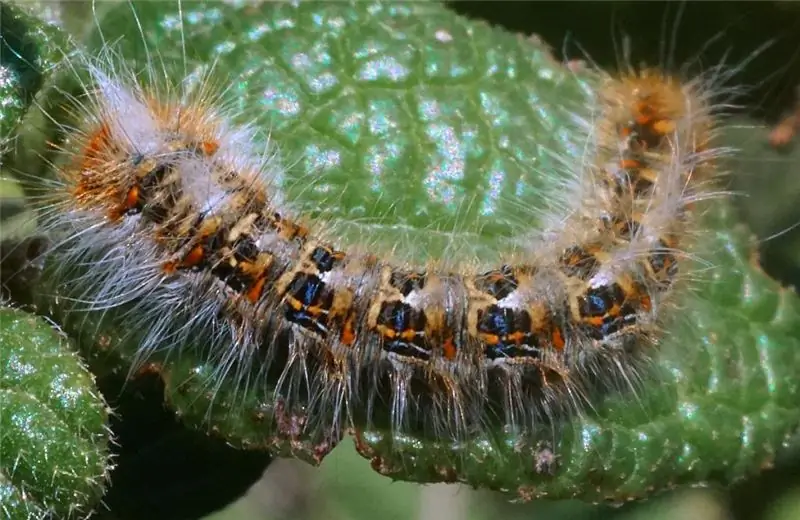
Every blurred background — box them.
[5,2,800,520]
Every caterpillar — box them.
[17,20,716,439]
[6,0,793,505]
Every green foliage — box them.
[0,306,111,519]
[0,2,68,150]
[1,0,799,515]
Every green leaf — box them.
[3,0,800,506]
[0,306,112,519]
[0,1,71,243]
[0,2,69,150]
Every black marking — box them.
[605,215,642,241]
[233,237,259,262]
[611,155,656,197]
[582,310,638,340]
[141,201,170,223]
[578,284,638,339]
[212,261,243,291]
[132,161,178,224]
[123,192,143,216]
[629,120,667,150]
[474,265,518,300]
[478,306,541,360]
[208,230,255,293]
[377,301,429,360]
[140,163,169,190]
[205,227,226,253]
[284,272,334,337]
[169,212,207,253]
[579,283,624,317]
[559,246,601,280]
[310,246,342,273]
[648,239,679,282]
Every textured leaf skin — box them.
[0,306,111,519]
[0,2,68,149]
[0,472,47,520]
[2,0,800,505]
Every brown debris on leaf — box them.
[770,85,800,148]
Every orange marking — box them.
[124,186,140,210]
[400,329,417,341]
[198,216,221,238]
[507,331,526,344]
[276,219,309,240]
[565,253,581,264]
[296,224,310,240]
[770,113,799,148]
[552,327,565,349]
[621,159,641,169]
[379,327,396,339]
[201,140,219,156]
[238,260,254,273]
[341,316,356,346]
[480,333,500,345]
[81,124,110,171]
[661,234,678,248]
[306,305,325,317]
[247,276,267,303]
[106,207,122,222]
[182,245,205,268]
[239,261,265,277]
[634,100,657,123]
[652,119,675,135]
[286,296,303,311]
[442,336,457,360]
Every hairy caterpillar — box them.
[18,17,716,438]
[5,0,796,506]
